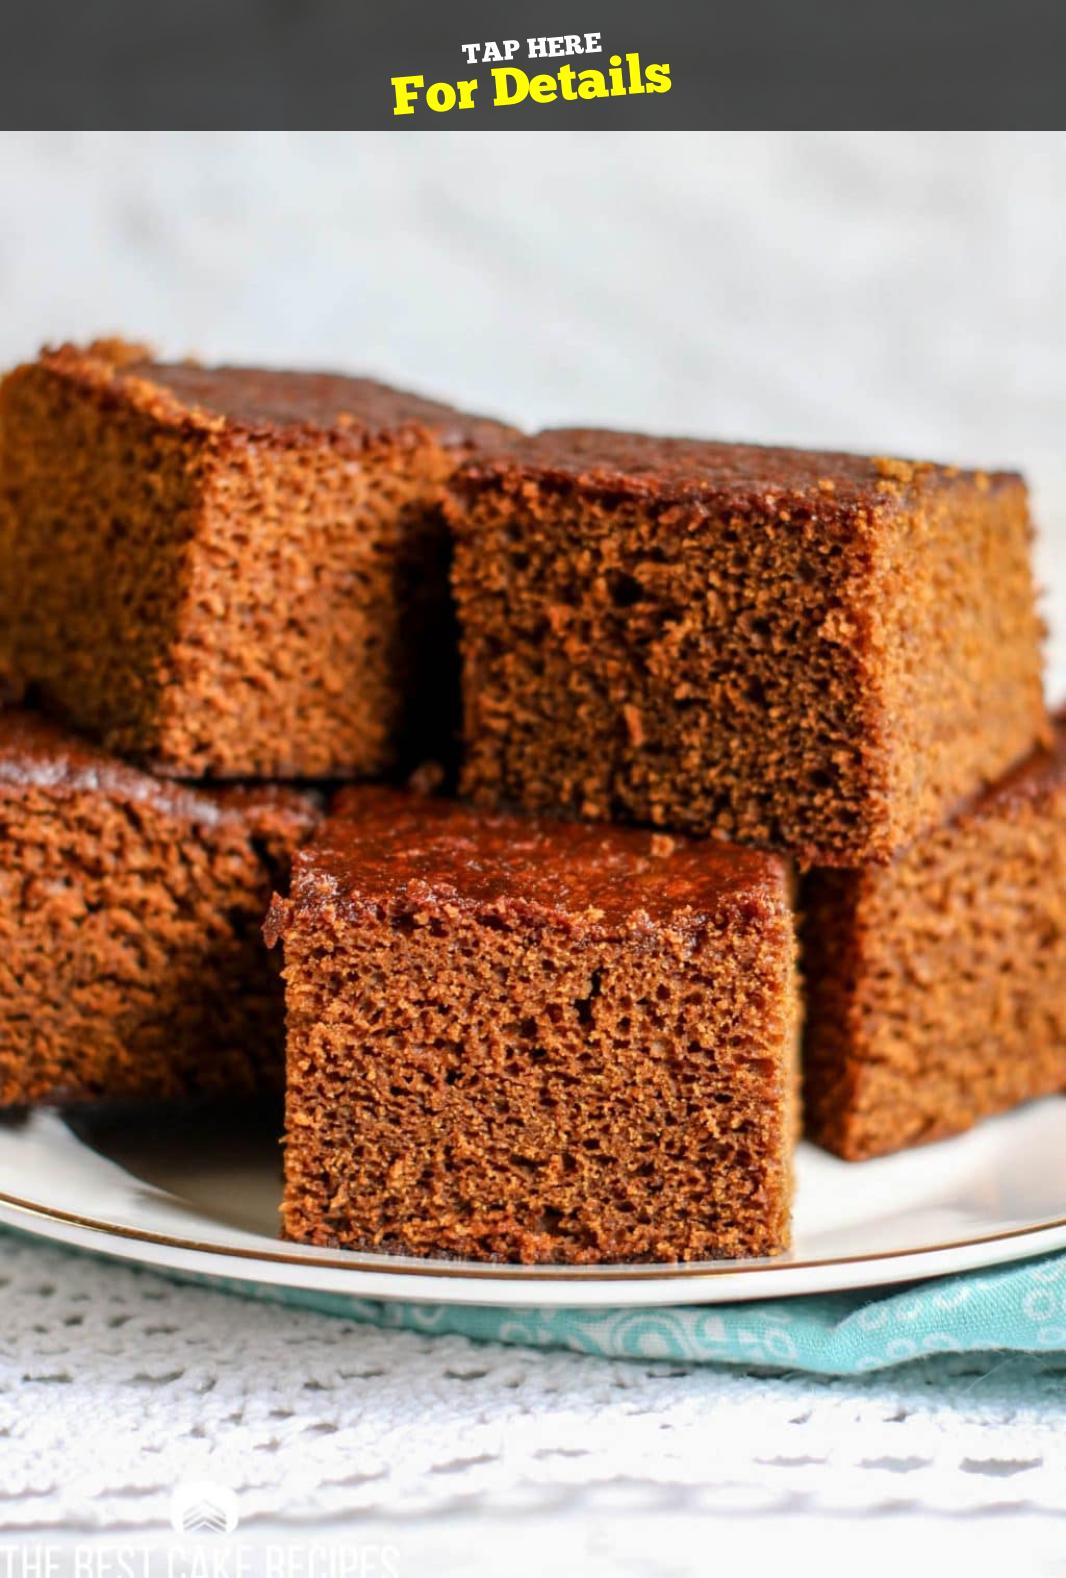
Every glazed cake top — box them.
[453,427,1022,514]
[0,709,317,831]
[271,785,790,938]
[28,341,510,451]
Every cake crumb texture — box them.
[268,788,798,1264]
[802,711,1066,1159]
[0,710,318,1106]
[449,429,1046,865]
[0,340,511,779]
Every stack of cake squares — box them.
[1,339,1060,1264]
[0,341,509,1105]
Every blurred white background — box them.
[2,130,1064,681]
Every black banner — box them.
[2,0,1064,130]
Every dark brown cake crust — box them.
[454,428,991,505]
[0,341,512,779]
[283,788,785,927]
[449,429,1046,866]
[802,709,1066,1160]
[127,358,507,451]
[267,788,798,1265]
[0,710,318,1106]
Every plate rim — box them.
[3,1182,1066,1303]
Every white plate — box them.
[0,1097,1064,1306]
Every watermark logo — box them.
[0,1484,402,1576]
[169,1480,240,1535]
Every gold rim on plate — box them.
[1,1185,1065,1283]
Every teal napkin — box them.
[180,1247,1066,1375]
[7,1222,1066,1375]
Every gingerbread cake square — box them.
[0,341,510,778]
[266,788,798,1264]
[0,710,318,1106]
[448,431,1046,865]
[803,709,1066,1160]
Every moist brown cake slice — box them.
[0,340,512,779]
[448,430,1046,866]
[0,710,318,1106]
[266,788,799,1265]
[803,708,1066,1160]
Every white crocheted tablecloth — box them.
[3,1230,1066,1555]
